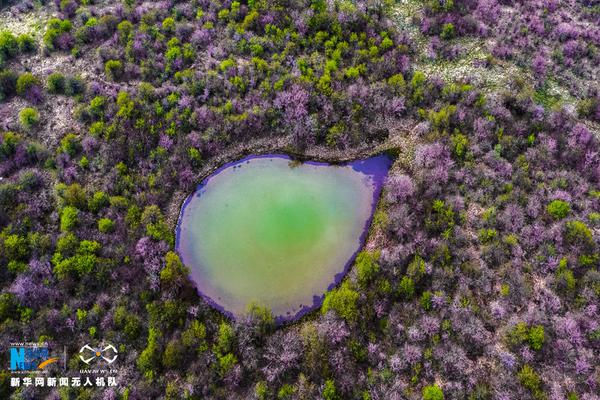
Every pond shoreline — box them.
[172,148,395,325]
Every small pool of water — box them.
[175,154,391,322]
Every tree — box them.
[47,72,66,94]
[322,379,339,400]
[60,206,79,232]
[19,107,39,130]
[97,218,114,233]
[547,200,570,220]
[322,281,359,323]
[355,250,380,288]
[423,384,444,400]
[104,60,124,81]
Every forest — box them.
[0,0,599,399]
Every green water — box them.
[176,155,390,320]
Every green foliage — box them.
[3,234,29,261]
[44,18,72,51]
[16,73,40,97]
[555,257,576,294]
[0,31,18,61]
[0,69,17,100]
[422,384,444,400]
[216,322,235,354]
[160,251,189,286]
[398,276,415,299]
[17,34,35,53]
[60,133,81,156]
[322,281,359,322]
[88,191,109,212]
[388,73,406,93]
[162,17,175,33]
[19,107,39,130]
[355,250,380,288]
[52,239,101,280]
[182,320,207,353]
[117,20,133,43]
[60,206,79,232]
[277,384,295,399]
[450,132,469,160]
[478,228,497,244]
[255,381,269,400]
[104,59,124,81]
[407,254,427,281]
[162,339,185,369]
[246,303,275,336]
[113,305,141,340]
[440,23,455,40]
[216,352,238,377]
[507,322,545,351]
[137,327,161,379]
[565,220,593,245]
[518,365,546,400]
[528,325,545,351]
[141,205,173,245]
[60,182,86,209]
[426,199,455,237]
[97,218,114,233]
[411,71,427,104]
[323,379,339,400]
[547,200,570,220]
[47,72,66,94]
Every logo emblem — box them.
[10,344,58,371]
[79,344,118,365]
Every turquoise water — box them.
[176,155,391,321]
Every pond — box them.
[175,154,392,322]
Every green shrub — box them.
[88,191,109,212]
[19,107,39,130]
[255,381,269,400]
[215,322,235,354]
[97,218,114,233]
[323,379,339,400]
[277,384,295,400]
[0,69,17,100]
[104,59,124,81]
[555,258,576,294]
[182,320,207,352]
[43,18,72,51]
[527,325,545,351]
[322,281,359,322]
[398,276,415,299]
[355,250,380,288]
[60,133,81,156]
[17,34,35,53]
[547,200,570,220]
[160,251,189,286]
[518,365,545,400]
[0,31,18,60]
[216,352,237,377]
[162,17,175,32]
[137,327,161,379]
[423,384,444,400]
[65,76,85,96]
[3,234,29,261]
[565,220,593,245]
[60,206,79,232]
[16,73,40,96]
[440,23,455,40]
[162,339,185,369]
[47,72,66,94]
